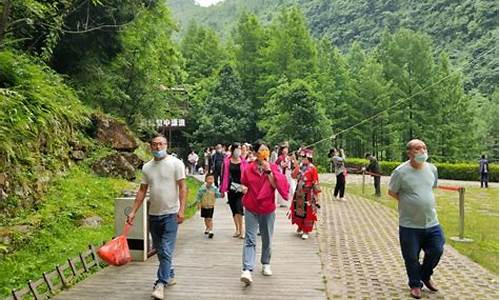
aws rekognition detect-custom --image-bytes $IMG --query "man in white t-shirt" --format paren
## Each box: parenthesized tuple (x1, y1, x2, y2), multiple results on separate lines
(127, 135, 186, 300)
(187, 150, 199, 175)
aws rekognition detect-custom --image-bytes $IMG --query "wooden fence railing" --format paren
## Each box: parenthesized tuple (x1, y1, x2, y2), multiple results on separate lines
(4, 244, 104, 300)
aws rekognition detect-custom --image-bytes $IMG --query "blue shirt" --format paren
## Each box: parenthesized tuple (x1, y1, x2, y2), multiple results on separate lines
(389, 161, 439, 229)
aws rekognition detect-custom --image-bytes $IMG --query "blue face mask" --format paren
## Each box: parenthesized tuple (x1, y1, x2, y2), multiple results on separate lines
(415, 152, 428, 163)
(152, 149, 167, 159)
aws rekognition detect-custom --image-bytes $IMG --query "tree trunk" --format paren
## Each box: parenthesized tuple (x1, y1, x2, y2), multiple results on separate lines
(0, 0, 12, 45)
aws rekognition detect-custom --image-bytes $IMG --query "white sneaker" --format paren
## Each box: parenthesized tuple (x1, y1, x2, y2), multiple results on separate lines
(301, 233, 309, 240)
(262, 264, 272, 276)
(340, 198, 346, 202)
(240, 270, 253, 285)
(151, 283, 164, 299)
(167, 277, 176, 286)
(296, 229, 303, 236)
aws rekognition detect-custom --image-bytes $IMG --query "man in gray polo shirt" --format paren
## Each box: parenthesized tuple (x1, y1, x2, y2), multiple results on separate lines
(389, 139, 444, 299)
(127, 135, 187, 300)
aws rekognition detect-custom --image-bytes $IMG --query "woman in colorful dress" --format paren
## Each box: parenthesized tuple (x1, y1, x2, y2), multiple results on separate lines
(290, 148, 321, 240)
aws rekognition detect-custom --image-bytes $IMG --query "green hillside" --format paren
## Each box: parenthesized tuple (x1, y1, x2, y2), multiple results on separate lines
(169, 0, 498, 94)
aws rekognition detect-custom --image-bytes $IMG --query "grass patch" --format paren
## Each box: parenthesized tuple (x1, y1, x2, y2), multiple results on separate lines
(0, 168, 200, 298)
(346, 182, 499, 274)
(186, 176, 203, 219)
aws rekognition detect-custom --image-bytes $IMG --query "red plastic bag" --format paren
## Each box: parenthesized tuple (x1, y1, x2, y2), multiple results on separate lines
(97, 223, 132, 266)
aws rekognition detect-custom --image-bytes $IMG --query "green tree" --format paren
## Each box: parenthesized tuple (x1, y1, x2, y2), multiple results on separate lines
(432, 53, 477, 161)
(180, 21, 227, 84)
(258, 79, 332, 150)
(259, 7, 318, 98)
(193, 64, 251, 146)
(351, 53, 394, 159)
(232, 11, 267, 141)
(79, 4, 185, 126)
(316, 40, 359, 150)
(472, 88, 499, 160)
(377, 29, 438, 159)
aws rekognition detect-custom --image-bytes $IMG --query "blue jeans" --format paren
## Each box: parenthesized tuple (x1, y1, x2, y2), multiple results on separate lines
(242, 210, 275, 272)
(399, 225, 445, 288)
(149, 214, 178, 285)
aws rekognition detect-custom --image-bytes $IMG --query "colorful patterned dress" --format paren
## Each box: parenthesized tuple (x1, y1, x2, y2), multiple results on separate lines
(290, 163, 321, 233)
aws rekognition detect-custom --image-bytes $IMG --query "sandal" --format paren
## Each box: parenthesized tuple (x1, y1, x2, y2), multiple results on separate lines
(233, 232, 240, 238)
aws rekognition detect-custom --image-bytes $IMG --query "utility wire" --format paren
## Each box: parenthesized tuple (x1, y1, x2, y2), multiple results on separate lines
(303, 46, 497, 149)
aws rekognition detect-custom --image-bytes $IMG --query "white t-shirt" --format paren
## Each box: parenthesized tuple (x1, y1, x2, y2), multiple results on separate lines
(188, 153, 198, 164)
(141, 156, 186, 215)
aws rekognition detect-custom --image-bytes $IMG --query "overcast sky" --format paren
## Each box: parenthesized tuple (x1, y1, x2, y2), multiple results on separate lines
(194, 0, 225, 7)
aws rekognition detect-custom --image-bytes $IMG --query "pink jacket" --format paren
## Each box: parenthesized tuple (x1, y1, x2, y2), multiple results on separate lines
(220, 157, 249, 193)
(241, 161, 289, 214)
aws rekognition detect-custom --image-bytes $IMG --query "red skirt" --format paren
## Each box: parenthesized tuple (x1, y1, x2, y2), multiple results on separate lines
(290, 190, 317, 233)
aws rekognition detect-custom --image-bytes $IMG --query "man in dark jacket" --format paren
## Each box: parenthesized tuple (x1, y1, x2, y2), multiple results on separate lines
(364, 153, 382, 197)
(211, 144, 225, 188)
(479, 154, 489, 188)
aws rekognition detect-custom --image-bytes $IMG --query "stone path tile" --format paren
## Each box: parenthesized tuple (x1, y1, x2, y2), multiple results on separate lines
(317, 187, 498, 299)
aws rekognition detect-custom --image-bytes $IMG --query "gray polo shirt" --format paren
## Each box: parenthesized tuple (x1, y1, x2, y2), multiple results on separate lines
(389, 161, 439, 229)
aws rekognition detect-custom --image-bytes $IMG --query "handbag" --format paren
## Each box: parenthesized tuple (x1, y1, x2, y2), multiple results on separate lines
(230, 182, 242, 192)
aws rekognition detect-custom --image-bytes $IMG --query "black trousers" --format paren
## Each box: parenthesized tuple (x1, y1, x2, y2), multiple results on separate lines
(480, 172, 489, 188)
(374, 176, 381, 196)
(214, 172, 221, 188)
(334, 173, 345, 198)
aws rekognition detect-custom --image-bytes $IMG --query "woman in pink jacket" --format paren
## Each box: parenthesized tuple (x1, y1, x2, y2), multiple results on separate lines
(220, 143, 248, 239)
(239, 143, 289, 285)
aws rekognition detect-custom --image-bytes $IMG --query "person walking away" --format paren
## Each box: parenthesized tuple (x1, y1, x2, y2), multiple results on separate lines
(188, 150, 199, 175)
(328, 149, 336, 173)
(270, 145, 279, 164)
(211, 144, 225, 187)
(241, 143, 250, 161)
(275, 144, 292, 208)
(364, 153, 382, 197)
(239, 143, 289, 285)
(220, 143, 248, 239)
(290, 148, 321, 240)
(196, 173, 221, 238)
(479, 154, 489, 188)
(203, 147, 211, 174)
(332, 148, 346, 201)
(388, 139, 444, 299)
(127, 135, 186, 300)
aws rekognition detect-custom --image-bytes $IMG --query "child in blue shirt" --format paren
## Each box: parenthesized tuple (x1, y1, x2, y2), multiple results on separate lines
(196, 173, 221, 238)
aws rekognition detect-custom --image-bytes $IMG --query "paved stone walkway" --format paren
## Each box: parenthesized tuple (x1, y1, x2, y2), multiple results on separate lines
(52, 174, 498, 299)
(53, 176, 325, 300)
(317, 184, 499, 299)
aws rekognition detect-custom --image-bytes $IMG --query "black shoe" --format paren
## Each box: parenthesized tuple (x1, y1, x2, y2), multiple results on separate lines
(423, 279, 438, 292)
(208, 232, 214, 239)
